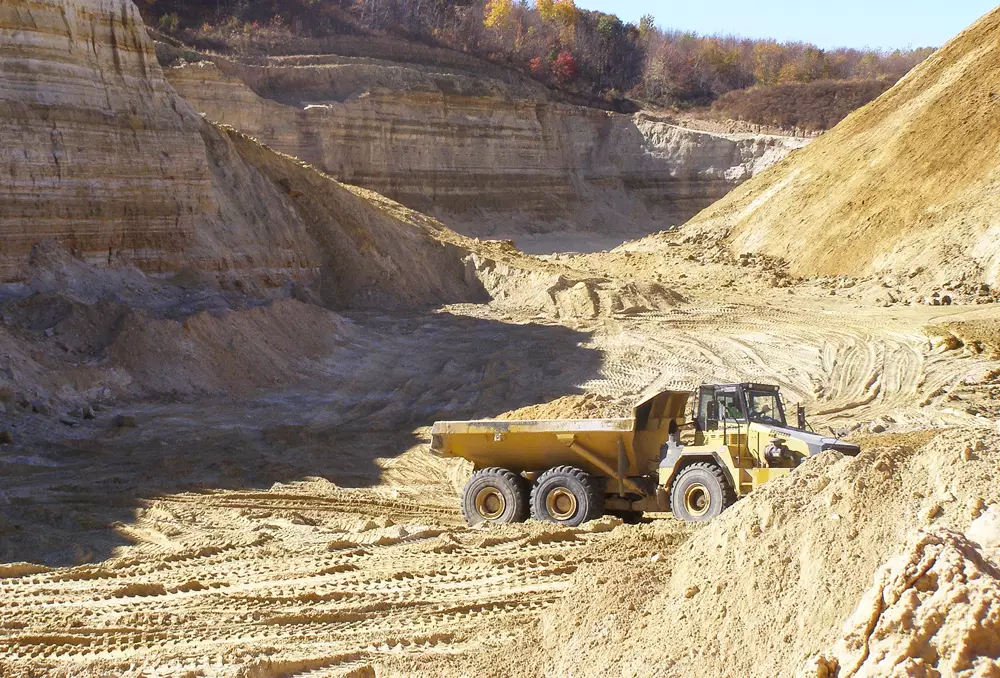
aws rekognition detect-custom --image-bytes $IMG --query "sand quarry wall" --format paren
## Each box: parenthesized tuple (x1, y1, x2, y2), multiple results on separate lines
(0, 0, 216, 278)
(684, 7, 1000, 286)
(164, 60, 807, 235)
(0, 0, 511, 312)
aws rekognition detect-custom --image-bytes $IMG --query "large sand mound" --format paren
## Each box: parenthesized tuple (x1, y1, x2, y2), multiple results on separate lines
(677, 7, 1000, 286)
(802, 513, 1000, 678)
(530, 431, 1000, 677)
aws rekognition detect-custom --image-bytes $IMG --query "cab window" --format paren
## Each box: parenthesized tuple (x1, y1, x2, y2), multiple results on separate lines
(698, 390, 746, 430)
(746, 391, 786, 425)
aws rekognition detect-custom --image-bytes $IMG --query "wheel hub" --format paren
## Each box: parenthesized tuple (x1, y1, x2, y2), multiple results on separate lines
(546, 487, 578, 521)
(684, 483, 711, 517)
(474, 487, 506, 520)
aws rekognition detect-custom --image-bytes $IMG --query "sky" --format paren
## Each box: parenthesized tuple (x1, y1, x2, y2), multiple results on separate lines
(573, 0, 999, 50)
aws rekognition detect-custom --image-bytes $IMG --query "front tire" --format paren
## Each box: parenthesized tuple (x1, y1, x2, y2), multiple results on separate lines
(530, 466, 603, 526)
(669, 462, 734, 522)
(461, 468, 530, 526)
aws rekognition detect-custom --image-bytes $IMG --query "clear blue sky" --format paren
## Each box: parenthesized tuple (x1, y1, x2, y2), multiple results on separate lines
(574, 0, 999, 50)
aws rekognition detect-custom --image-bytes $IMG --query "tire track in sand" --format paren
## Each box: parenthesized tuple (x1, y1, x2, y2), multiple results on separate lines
(581, 302, 983, 428)
(0, 478, 625, 677)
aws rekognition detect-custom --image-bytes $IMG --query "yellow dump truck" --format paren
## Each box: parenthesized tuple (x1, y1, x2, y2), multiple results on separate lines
(431, 383, 860, 525)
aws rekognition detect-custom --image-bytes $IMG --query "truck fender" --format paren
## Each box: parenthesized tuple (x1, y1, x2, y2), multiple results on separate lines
(659, 447, 737, 497)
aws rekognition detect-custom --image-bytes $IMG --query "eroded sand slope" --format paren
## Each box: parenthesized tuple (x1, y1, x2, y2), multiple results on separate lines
(679, 6, 1000, 286)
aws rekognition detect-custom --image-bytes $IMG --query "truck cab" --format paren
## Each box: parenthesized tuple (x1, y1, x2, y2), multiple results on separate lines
(695, 382, 787, 441)
(693, 382, 859, 457)
(660, 382, 860, 521)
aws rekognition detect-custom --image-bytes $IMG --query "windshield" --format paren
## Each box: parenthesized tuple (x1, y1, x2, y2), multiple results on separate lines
(746, 390, 786, 425)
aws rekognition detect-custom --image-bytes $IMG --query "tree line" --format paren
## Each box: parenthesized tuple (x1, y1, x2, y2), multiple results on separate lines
(146, 0, 934, 127)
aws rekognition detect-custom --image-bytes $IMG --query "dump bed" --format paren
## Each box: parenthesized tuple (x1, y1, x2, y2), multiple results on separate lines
(430, 390, 691, 484)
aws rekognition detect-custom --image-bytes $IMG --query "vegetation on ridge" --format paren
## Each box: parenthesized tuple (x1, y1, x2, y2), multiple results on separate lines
(144, 0, 934, 129)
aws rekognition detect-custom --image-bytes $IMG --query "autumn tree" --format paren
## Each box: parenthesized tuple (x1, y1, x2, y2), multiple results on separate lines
(537, 0, 578, 27)
(484, 0, 514, 29)
(552, 50, 578, 82)
(638, 13, 654, 40)
(753, 41, 784, 86)
(143, 0, 934, 113)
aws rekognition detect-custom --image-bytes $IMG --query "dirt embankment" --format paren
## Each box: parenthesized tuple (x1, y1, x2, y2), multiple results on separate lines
(674, 6, 1000, 288)
(490, 431, 1000, 678)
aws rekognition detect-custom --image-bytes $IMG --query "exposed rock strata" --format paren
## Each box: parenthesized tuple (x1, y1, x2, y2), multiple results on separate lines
(165, 60, 807, 235)
(0, 0, 500, 310)
(0, 0, 216, 279)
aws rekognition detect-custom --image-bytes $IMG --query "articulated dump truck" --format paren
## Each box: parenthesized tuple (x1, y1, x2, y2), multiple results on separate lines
(431, 383, 860, 526)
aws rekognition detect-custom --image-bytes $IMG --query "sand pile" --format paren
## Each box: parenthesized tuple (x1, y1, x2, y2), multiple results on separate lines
(495, 393, 628, 420)
(0, 241, 365, 407)
(927, 318, 1000, 358)
(217, 128, 488, 310)
(468, 248, 683, 320)
(208, 130, 685, 321)
(672, 6, 1000, 286)
(802, 510, 1000, 678)
(107, 300, 360, 397)
(531, 430, 1000, 677)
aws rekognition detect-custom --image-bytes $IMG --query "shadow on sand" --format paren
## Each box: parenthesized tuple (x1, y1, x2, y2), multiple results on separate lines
(0, 309, 603, 566)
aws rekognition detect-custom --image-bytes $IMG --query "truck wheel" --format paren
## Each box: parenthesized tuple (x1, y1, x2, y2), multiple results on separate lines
(461, 468, 529, 526)
(669, 462, 734, 523)
(530, 466, 602, 526)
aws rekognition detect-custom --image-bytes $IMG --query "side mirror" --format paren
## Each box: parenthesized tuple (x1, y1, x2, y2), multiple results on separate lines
(797, 405, 807, 430)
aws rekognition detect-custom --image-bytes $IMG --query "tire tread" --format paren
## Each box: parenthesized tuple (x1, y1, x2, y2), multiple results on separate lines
(669, 461, 735, 521)
(529, 465, 603, 524)
(460, 467, 529, 525)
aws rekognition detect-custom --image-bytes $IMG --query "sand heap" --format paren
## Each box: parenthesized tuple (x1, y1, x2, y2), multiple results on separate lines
(495, 393, 628, 420)
(802, 511, 1000, 678)
(675, 6, 1000, 286)
(530, 430, 1000, 678)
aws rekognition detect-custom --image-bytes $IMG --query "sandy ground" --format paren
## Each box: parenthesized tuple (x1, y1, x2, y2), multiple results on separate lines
(1, 231, 999, 677)
(510, 232, 634, 256)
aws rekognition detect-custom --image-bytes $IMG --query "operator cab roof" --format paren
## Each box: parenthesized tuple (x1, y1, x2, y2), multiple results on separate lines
(706, 383, 780, 392)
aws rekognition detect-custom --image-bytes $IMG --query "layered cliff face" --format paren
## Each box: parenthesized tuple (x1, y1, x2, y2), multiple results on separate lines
(0, 0, 217, 279)
(0, 0, 325, 283)
(165, 60, 807, 237)
(0, 0, 503, 310)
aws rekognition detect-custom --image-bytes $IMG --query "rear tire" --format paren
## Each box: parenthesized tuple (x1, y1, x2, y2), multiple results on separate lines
(530, 466, 603, 526)
(461, 468, 529, 526)
(669, 462, 734, 523)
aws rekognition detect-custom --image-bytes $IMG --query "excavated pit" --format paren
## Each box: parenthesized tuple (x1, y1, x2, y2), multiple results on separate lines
(2, 0, 1000, 676)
